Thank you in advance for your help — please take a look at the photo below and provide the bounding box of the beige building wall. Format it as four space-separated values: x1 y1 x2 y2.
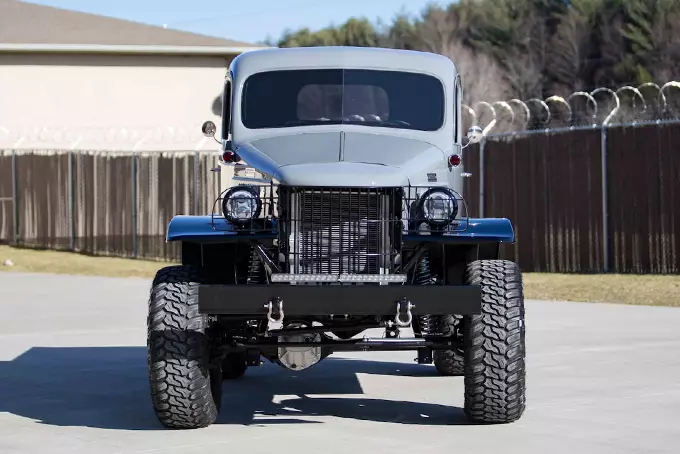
0 53 231 151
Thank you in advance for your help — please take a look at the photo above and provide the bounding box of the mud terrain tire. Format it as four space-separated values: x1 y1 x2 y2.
463 260 526 424
147 265 222 429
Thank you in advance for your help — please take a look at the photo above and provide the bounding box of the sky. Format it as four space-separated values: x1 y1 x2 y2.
25 0 442 45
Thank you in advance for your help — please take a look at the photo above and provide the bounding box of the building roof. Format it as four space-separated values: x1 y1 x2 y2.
0 0 265 55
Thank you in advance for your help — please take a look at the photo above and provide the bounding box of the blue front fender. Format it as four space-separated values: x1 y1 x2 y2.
403 218 515 243
167 215 514 244
166 215 276 242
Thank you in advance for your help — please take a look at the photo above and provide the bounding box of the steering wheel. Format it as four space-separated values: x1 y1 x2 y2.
382 120 412 127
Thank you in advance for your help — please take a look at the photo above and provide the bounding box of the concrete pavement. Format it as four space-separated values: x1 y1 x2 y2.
1 272 679 453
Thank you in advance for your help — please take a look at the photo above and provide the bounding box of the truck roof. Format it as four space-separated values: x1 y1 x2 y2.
229 46 457 80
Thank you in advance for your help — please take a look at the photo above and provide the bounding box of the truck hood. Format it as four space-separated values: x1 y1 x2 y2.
235 131 447 186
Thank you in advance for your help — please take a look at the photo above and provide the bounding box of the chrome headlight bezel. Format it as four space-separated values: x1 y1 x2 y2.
417 187 459 227
221 185 262 223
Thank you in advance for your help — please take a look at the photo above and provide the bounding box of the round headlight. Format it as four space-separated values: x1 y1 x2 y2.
222 186 262 223
419 188 458 225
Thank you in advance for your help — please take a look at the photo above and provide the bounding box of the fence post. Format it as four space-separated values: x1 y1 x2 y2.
193 151 199 215
131 151 138 258
601 124 610 272
478 138 486 218
11 150 18 244
192 138 208 215
68 151 75 250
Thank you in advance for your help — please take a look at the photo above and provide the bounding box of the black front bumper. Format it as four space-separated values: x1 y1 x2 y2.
197 284 482 316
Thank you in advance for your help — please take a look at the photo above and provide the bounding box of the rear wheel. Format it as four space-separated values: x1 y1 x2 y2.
462 260 526 424
432 315 464 376
147 265 222 429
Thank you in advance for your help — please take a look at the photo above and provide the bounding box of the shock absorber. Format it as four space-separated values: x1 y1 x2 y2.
414 251 438 336
413 250 433 285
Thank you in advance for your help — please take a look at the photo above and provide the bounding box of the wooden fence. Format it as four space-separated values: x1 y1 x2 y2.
0 150 221 262
1 121 679 273
463 122 680 274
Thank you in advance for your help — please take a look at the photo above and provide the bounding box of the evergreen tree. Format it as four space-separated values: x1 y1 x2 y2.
271 0 680 99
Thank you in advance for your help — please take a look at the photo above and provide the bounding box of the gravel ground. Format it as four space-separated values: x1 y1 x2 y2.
1 272 679 454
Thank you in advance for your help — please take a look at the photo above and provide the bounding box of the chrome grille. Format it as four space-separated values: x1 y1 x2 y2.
278 187 401 275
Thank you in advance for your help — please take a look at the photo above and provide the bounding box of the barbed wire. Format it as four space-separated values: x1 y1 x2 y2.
463 81 680 135
0 124 219 151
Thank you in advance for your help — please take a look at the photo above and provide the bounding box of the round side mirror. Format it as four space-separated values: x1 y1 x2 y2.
467 125 483 143
201 120 217 137
463 125 483 148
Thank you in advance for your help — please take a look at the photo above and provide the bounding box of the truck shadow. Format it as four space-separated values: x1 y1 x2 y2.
0 346 468 430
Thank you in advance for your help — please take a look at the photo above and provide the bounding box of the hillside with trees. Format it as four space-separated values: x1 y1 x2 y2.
266 0 680 106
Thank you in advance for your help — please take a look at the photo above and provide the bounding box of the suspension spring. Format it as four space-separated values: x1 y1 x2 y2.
247 245 266 284
414 251 438 336
413 251 434 285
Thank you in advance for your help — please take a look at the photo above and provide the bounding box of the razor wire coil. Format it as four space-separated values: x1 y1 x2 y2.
462 81 680 134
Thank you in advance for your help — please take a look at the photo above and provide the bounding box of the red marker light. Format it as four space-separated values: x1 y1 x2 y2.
222 151 241 163
448 154 462 167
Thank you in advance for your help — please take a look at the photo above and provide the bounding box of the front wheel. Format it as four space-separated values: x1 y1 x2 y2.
147 265 222 429
463 260 526 424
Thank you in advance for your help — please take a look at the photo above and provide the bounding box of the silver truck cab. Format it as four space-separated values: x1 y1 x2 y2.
209 46 481 194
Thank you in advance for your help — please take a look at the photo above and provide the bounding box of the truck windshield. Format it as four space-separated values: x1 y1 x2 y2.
241 69 445 131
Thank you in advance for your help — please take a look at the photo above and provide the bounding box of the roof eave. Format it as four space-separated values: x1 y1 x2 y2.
0 43 271 56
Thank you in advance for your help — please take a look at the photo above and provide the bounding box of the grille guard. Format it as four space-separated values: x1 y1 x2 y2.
208 184 475 275
166 184 514 244
208 183 473 236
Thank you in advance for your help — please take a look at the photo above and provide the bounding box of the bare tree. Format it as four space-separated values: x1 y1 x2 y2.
447 41 511 106
499 8 550 100
501 47 544 100
439 40 511 132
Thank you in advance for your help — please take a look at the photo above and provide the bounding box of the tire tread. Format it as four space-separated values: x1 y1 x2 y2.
463 259 526 424
147 265 219 429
